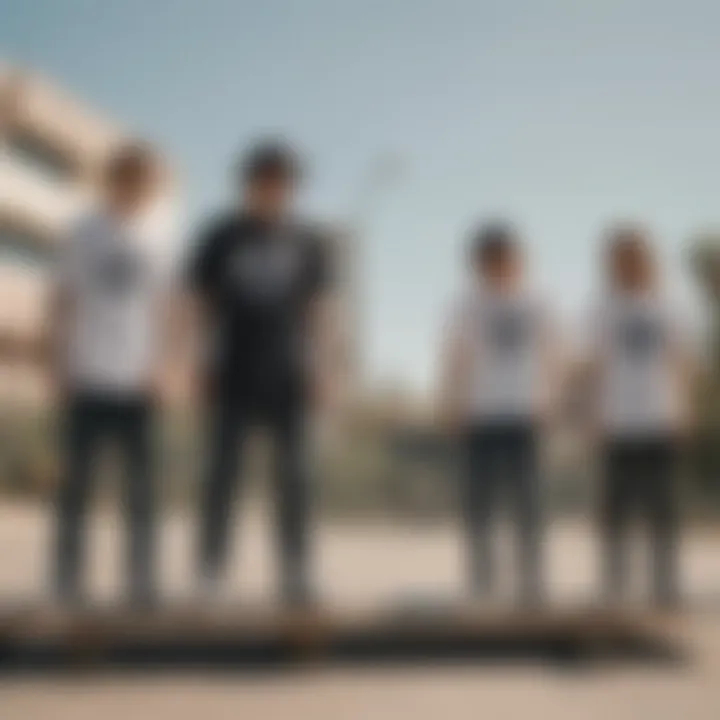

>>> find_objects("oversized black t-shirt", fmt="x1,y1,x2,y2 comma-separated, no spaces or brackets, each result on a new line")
187,213,333,403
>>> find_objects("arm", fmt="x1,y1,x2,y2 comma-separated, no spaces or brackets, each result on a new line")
307,293,347,415
573,305,604,440
539,302,567,425
181,221,223,404
45,224,82,400
44,283,74,401
553,301,603,441
145,212,184,404
148,285,188,405
305,233,347,416
435,296,473,433
670,309,702,438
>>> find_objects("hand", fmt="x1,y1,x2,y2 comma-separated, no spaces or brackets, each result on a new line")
147,368,174,408
676,408,697,443
311,372,340,417
47,367,68,406
437,402,463,437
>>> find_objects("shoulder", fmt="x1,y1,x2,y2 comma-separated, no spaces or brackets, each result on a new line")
189,212,244,264
448,285,480,322
585,291,613,319
141,202,179,247
521,289,556,332
521,286,550,312
654,293,691,338
290,222,338,284
197,211,241,245
293,220,334,256
655,291,682,317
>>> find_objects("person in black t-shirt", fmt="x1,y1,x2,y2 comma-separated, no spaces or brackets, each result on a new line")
187,141,338,606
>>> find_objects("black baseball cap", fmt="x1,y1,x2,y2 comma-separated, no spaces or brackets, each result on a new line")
238,139,304,184
469,221,519,266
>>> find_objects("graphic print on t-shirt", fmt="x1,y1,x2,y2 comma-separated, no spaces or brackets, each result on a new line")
228,240,299,304
188,214,333,399
447,287,549,422
589,293,687,436
62,210,174,393
94,249,145,295
615,314,666,362
486,307,532,355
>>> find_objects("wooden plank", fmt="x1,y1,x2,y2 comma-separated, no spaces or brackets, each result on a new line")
0,603,685,669
0,604,678,642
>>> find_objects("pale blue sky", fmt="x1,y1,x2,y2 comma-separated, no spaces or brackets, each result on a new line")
3,0,718,390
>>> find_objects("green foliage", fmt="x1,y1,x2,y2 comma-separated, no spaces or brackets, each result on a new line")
0,407,717,521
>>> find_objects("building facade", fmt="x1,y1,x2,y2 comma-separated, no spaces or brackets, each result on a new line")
0,66,150,405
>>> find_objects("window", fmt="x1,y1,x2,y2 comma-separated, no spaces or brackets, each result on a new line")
5,132,77,184
0,227,54,271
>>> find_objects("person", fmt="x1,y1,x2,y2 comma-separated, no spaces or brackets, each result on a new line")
438,222,557,605
584,225,695,607
186,139,339,607
50,143,175,607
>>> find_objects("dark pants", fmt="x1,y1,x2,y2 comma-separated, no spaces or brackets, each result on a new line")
54,392,156,606
198,392,311,604
601,437,680,606
462,422,542,604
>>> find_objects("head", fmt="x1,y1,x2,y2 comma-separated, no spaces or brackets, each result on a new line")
470,221,523,290
237,140,303,221
102,142,161,217
605,224,656,292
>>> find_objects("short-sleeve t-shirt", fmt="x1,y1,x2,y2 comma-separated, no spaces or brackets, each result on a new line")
586,291,688,436
186,213,333,401
445,284,554,422
58,208,177,395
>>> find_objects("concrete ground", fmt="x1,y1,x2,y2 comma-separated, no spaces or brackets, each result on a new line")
0,502,718,720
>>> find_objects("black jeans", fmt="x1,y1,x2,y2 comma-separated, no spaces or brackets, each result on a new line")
198,393,311,604
601,437,680,606
54,391,156,606
462,422,542,604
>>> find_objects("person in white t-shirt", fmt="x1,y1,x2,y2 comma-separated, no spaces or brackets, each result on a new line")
584,225,695,607
438,222,558,605
50,143,175,607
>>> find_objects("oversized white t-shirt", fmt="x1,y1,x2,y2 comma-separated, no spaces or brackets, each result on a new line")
445,284,554,422
57,208,177,395
586,290,689,436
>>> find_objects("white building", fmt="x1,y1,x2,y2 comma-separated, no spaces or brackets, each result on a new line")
0,65,166,405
